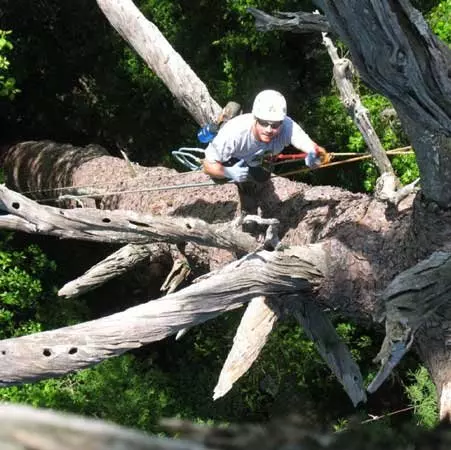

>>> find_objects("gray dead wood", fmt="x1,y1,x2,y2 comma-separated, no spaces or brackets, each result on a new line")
288,296,367,406
0,185,256,254
58,243,168,298
0,246,327,387
369,251,451,394
213,296,279,400
248,7,330,33
319,30,395,177
95,0,221,126
0,212,38,233
319,31,421,205
0,404,205,450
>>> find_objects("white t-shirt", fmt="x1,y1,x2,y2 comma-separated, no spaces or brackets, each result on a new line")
204,113,316,163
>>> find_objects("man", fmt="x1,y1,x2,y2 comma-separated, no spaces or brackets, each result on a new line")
203,89,328,183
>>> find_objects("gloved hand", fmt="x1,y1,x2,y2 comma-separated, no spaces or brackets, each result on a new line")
315,146,331,164
305,151,321,168
305,146,330,168
223,160,249,182
247,149,268,167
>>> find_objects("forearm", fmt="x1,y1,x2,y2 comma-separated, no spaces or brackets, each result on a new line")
203,160,226,178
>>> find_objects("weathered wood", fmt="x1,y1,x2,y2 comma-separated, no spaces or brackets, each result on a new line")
0,246,327,387
319,30,394,178
369,251,451,394
213,296,279,400
0,185,257,253
0,404,205,450
95,0,221,126
58,243,168,298
289,296,367,406
248,7,330,33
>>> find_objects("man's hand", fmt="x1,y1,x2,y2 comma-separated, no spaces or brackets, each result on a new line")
223,160,249,182
315,146,331,164
305,145,330,168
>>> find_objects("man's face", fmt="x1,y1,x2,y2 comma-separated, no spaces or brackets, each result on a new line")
254,118,283,143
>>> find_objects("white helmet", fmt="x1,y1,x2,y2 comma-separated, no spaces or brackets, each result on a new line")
252,90,287,121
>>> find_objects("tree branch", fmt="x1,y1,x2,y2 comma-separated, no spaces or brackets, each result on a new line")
247,8,330,33
369,251,451,394
213,296,279,400
0,246,326,386
0,185,257,254
95,0,221,125
58,243,168,298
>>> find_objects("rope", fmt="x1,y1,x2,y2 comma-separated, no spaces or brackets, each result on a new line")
44,180,225,202
276,148,413,178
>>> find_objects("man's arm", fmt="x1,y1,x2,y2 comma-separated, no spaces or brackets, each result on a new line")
203,159,249,183
203,159,227,178
290,120,329,166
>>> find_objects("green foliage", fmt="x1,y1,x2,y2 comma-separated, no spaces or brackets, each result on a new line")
0,30,20,98
0,238,50,338
404,366,439,429
427,0,451,44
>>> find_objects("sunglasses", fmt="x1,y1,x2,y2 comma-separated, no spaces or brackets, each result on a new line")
256,118,283,129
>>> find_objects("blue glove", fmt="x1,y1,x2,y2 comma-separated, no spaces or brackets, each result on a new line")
305,151,321,168
223,160,249,182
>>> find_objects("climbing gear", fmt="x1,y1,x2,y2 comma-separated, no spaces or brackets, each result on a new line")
197,123,219,143
252,90,287,121
315,146,331,165
24,146,414,204
172,147,206,171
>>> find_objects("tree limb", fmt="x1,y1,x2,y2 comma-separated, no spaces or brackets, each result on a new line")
369,251,451,393
213,296,279,400
58,243,168,298
0,185,257,254
95,0,221,126
247,7,330,33
0,246,326,387
0,404,205,450
288,296,367,406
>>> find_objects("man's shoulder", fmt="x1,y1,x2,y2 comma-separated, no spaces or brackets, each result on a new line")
220,113,254,135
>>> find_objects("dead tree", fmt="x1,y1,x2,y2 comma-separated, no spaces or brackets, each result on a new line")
1,0,451,419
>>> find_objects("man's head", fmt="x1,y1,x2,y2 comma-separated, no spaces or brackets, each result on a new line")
252,90,286,143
